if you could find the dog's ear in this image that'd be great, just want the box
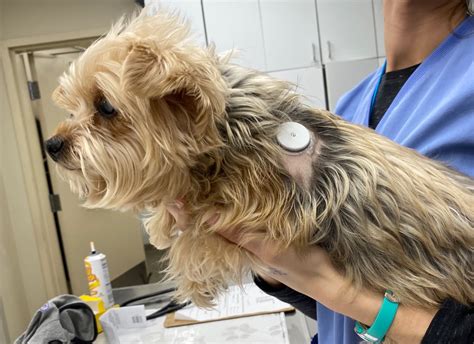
[121,41,226,124]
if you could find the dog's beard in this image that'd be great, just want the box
[55,131,154,211]
[56,167,90,201]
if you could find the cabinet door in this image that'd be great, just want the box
[268,67,326,109]
[325,58,379,111]
[147,0,206,46]
[317,0,377,63]
[260,0,321,71]
[203,0,266,70]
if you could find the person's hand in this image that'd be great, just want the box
[165,199,187,229]
[217,224,334,292]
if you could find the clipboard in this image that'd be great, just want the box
[164,306,294,327]
[163,283,295,328]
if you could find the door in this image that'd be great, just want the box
[317,0,377,63]
[325,58,379,111]
[203,0,266,70]
[0,297,8,344]
[268,67,326,109]
[260,0,321,71]
[27,47,146,296]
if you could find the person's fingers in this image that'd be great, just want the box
[217,227,243,245]
[166,201,220,232]
[165,202,189,230]
[217,227,266,257]
[165,200,274,261]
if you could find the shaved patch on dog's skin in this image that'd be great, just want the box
[280,132,320,189]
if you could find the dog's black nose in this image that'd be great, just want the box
[45,136,65,161]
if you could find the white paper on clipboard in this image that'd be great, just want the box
[174,283,294,322]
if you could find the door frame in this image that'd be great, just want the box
[1,29,102,311]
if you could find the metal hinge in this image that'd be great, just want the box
[28,81,41,100]
[49,194,62,212]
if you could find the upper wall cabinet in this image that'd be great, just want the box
[372,0,385,57]
[260,0,321,72]
[148,0,207,46]
[317,0,377,63]
[268,67,326,109]
[203,0,266,70]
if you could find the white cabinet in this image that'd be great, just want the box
[260,0,321,71]
[372,0,385,57]
[203,0,266,70]
[146,0,383,113]
[325,58,379,111]
[317,0,377,63]
[147,0,207,46]
[268,67,326,109]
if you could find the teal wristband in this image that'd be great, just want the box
[354,290,399,343]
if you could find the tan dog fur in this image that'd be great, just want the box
[49,10,473,309]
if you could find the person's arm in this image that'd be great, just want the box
[218,227,438,343]
[253,247,473,343]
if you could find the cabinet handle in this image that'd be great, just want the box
[327,40,333,60]
[312,43,319,64]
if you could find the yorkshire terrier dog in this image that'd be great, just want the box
[46,10,473,309]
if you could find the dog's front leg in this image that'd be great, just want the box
[165,228,256,308]
[144,205,179,249]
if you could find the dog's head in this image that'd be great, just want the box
[46,10,227,210]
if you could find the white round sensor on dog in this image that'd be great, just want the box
[277,122,311,152]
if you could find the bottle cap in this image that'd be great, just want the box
[277,122,311,152]
[90,241,96,254]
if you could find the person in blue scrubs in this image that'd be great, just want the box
[167,0,474,342]
[249,1,474,343]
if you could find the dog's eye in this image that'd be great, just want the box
[96,98,117,118]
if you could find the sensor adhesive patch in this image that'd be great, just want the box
[277,122,311,152]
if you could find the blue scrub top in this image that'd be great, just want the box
[316,15,474,344]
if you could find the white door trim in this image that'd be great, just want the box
[0,29,102,312]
